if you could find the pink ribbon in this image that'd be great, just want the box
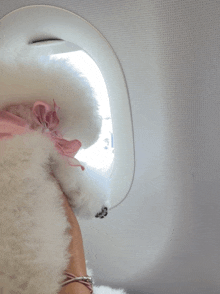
[0,100,85,171]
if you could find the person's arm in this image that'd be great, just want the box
[59,191,91,294]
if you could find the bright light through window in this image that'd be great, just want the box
[50,51,114,175]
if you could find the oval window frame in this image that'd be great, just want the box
[0,5,135,209]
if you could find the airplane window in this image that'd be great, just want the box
[0,4,134,207]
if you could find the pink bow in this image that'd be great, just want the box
[0,100,84,171]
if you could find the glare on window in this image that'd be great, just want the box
[50,51,114,175]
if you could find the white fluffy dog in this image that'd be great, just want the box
[0,52,126,294]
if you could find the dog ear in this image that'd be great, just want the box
[0,56,102,149]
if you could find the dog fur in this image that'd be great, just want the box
[0,51,126,293]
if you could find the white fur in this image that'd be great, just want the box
[0,54,126,293]
[93,286,127,294]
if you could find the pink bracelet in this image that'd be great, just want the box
[61,271,94,293]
